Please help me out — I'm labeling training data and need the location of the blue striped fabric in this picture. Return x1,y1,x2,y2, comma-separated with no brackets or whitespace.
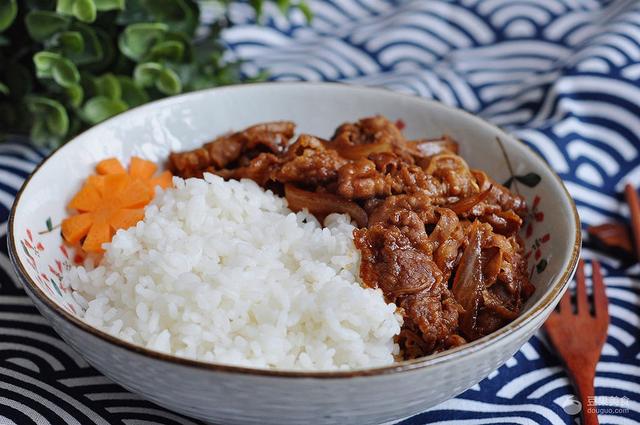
221,3,638,423
0,1,639,424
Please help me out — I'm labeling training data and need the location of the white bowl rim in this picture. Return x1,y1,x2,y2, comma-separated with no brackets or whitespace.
8,81,581,379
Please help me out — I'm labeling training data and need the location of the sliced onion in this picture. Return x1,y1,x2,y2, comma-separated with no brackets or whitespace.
335,141,393,160
284,184,368,227
447,186,493,214
482,246,502,288
452,221,484,337
425,153,471,175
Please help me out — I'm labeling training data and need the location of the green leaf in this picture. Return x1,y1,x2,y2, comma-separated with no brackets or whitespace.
94,73,121,100
34,52,80,88
0,81,8,95
44,105,69,137
140,0,189,21
67,22,103,65
45,111,69,138
536,259,548,274
52,57,80,87
66,83,84,107
250,0,264,19
59,0,97,22
34,51,62,78
85,27,113,72
72,0,97,23
94,0,124,11
25,96,69,137
115,0,151,25
0,0,17,32
140,0,198,34
515,172,542,188
503,177,513,189
276,0,290,15
25,11,71,42
31,117,49,144
46,217,53,232
82,96,127,124
117,76,149,107
133,62,162,87
147,40,184,62
299,1,313,22
156,68,181,95
56,0,74,15
118,23,168,62
58,31,84,54
164,30,192,61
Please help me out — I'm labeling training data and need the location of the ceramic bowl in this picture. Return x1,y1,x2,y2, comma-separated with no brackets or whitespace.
9,82,580,425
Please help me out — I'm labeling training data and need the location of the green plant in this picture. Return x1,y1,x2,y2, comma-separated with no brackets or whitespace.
0,0,308,147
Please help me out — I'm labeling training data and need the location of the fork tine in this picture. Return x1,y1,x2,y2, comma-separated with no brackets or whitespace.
575,259,589,314
591,260,609,318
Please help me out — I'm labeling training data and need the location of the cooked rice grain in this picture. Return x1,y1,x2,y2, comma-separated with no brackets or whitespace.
66,174,402,370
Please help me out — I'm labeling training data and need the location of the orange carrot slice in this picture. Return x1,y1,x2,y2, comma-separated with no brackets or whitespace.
129,157,158,179
102,174,132,201
109,209,144,230
96,158,126,175
87,175,106,195
68,183,102,212
82,220,111,252
61,213,93,244
147,170,173,193
64,156,173,255
114,179,152,209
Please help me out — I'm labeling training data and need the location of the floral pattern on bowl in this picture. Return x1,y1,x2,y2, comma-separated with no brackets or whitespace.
18,219,77,314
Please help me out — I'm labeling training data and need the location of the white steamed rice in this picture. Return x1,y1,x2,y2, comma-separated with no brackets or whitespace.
65,174,402,371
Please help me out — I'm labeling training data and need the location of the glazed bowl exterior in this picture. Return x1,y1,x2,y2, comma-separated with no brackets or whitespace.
9,83,580,425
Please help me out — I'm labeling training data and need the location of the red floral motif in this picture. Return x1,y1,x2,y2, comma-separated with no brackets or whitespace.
525,231,551,278
525,195,544,238
20,218,74,306
520,192,550,276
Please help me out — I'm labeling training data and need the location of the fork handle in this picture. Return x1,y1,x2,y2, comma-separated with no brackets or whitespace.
570,367,599,425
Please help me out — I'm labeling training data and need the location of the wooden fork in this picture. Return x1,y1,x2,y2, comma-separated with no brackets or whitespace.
544,260,610,425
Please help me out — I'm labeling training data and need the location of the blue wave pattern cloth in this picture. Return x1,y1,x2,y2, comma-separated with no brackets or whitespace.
0,1,639,424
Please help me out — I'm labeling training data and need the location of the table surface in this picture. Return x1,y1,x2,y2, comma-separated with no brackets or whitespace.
2,1,640,424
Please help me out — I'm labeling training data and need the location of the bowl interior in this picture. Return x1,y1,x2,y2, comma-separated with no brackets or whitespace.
10,83,579,362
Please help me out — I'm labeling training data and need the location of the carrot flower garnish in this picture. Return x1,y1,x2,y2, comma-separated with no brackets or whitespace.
62,157,172,253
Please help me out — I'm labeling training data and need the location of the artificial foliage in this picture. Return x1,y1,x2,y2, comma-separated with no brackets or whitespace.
0,0,308,147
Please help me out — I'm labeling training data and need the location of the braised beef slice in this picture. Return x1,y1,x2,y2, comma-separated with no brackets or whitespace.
169,116,533,359
168,121,295,178
337,155,446,200
274,134,347,188
214,153,281,186
355,195,469,356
